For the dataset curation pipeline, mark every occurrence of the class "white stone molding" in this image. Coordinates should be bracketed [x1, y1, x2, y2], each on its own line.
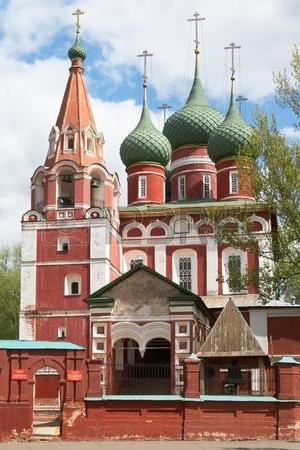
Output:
[154, 244, 167, 276]
[206, 238, 219, 295]
[171, 155, 214, 170]
[22, 210, 44, 222]
[169, 214, 195, 235]
[146, 220, 171, 238]
[122, 221, 146, 239]
[111, 322, 171, 357]
[194, 219, 214, 235]
[249, 214, 270, 233]
[123, 249, 148, 271]
[51, 160, 80, 175]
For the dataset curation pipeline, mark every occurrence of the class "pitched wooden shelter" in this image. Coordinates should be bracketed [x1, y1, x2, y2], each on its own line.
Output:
[197, 298, 266, 358]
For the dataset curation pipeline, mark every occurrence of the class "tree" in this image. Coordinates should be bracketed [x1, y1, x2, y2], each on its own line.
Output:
[214, 48, 300, 303]
[0, 244, 21, 339]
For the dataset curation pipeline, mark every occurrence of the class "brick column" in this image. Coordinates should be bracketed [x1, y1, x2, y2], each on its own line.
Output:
[87, 360, 102, 397]
[9, 352, 20, 402]
[276, 356, 300, 400]
[184, 354, 200, 398]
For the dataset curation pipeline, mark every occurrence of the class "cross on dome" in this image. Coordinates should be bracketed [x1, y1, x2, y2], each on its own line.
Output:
[187, 12, 206, 52]
[72, 8, 84, 36]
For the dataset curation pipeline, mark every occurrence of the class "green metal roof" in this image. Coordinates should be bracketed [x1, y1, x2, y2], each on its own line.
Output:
[163, 51, 224, 149]
[0, 340, 85, 350]
[68, 36, 87, 61]
[207, 88, 253, 163]
[120, 99, 172, 168]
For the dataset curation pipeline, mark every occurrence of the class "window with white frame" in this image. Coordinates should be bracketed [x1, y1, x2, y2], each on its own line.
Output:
[178, 175, 186, 200]
[64, 274, 81, 296]
[57, 237, 70, 252]
[203, 175, 211, 199]
[230, 171, 238, 194]
[64, 127, 76, 153]
[178, 257, 192, 290]
[228, 255, 242, 293]
[58, 327, 66, 338]
[130, 257, 144, 269]
[138, 176, 147, 199]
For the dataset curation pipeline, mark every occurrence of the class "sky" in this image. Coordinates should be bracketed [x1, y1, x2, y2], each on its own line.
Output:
[0, 0, 299, 245]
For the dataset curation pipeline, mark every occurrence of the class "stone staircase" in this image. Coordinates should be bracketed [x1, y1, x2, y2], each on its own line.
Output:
[33, 401, 61, 439]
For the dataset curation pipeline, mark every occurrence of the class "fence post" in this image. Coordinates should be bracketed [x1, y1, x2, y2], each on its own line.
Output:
[184, 354, 200, 398]
[87, 359, 102, 397]
[276, 356, 300, 400]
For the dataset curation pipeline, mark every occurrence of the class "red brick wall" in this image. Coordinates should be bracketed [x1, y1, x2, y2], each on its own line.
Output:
[37, 228, 90, 261]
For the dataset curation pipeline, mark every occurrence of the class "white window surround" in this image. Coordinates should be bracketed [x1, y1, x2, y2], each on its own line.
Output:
[175, 322, 190, 337]
[172, 249, 197, 294]
[169, 215, 194, 235]
[146, 221, 171, 238]
[138, 175, 147, 199]
[222, 247, 247, 295]
[58, 327, 66, 338]
[175, 338, 190, 354]
[57, 237, 70, 252]
[93, 323, 107, 337]
[63, 127, 77, 154]
[203, 174, 211, 199]
[124, 250, 147, 271]
[48, 126, 60, 157]
[230, 170, 239, 194]
[64, 274, 81, 296]
[178, 175, 186, 200]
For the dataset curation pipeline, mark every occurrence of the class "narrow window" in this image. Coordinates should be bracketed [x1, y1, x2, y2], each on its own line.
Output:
[57, 237, 69, 252]
[71, 281, 79, 295]
[178, 257, 192, 290]
[67, 136, 74, 150]
[130, 258, 144, 269]
[178, 175, 186, 200]
[138, 176, 147, 199]
[87, 137, 94, 153]
[58, 327, 66, 338]
[228, 255, 242, 293]
[230, 171, 238, 194]
[203, 175, 211, 199]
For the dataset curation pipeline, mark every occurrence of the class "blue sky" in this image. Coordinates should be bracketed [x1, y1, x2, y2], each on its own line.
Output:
[0, 0, 299, 244]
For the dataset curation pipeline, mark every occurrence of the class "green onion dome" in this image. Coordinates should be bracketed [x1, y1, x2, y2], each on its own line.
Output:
[120, 100, 172, 168]
[68, 37, 87, 61]
[207, 90, 253, 163]
[163, 52, 224, 150]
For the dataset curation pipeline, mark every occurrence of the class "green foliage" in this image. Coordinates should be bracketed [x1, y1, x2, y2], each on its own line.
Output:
[0, 244, 21, 339]
[213, 47, 300, 303]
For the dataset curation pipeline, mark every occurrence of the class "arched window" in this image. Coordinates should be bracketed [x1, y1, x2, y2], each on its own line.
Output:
[48, 126, 59, 157]
[63, 126, 76, 153]
[124, 250, 147, 271]
[222, 248, 247, 294]
[64, 274, 81, 296]
[57, 167, 75, 208]
[35, 173, 45, 212]
[172, 249, 197, 293]
[230, 170, 239, 194]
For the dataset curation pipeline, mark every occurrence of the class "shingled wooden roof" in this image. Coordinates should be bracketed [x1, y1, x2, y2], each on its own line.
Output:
[197, 298, 266, 357]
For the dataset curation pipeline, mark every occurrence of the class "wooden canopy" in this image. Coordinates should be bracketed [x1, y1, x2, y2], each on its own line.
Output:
[197, 298, 266, 358]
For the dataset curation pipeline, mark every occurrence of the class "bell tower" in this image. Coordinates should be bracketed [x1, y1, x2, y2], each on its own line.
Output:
[19, 11, 122, 345]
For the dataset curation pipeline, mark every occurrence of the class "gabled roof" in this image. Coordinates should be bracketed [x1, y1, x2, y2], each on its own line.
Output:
[197, 298, 266, 357]
[87, 264, 214, 321]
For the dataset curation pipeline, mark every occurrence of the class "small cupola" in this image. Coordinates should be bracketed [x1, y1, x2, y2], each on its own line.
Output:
[207, 42, 254, 201]
[120, 50, 172, 205]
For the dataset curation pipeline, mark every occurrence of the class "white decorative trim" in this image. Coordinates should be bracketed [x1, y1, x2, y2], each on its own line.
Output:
[221, 195, 255, 201]
[206, 238, 218, 295]
[64, 273, 81, 296]
[124, 249, 147, 271]
[171, 155, 214, 170]
[146, 220, 171, 238]
[128, 171, 165, 179]
[111, 322, 171, 357]
[51, 160, 80, 175]
[154, 244, 166, 276]
[170, 168, 216, 179]
[249, 214, 270, 233]
[122, 221, 146, 239]
[217, 165, 237, 174]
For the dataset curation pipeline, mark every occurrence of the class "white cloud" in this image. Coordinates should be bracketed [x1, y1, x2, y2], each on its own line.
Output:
[281, 126, 300, 140]
[0, 0, 299, 245]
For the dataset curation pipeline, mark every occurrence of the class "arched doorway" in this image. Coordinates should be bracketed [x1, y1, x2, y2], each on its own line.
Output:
[111, 337, 171, 395]
[33, 366, 61, 437]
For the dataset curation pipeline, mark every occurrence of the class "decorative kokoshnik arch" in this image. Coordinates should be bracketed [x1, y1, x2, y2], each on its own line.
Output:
[111, 322, 171, 357]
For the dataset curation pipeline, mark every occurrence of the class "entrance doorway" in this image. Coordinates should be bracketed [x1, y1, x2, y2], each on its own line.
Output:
[33, 367, 61, 438]
[111, 337, 171, 395]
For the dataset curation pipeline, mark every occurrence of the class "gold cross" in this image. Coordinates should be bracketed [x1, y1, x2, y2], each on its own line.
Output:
[72, 8, 84, 35]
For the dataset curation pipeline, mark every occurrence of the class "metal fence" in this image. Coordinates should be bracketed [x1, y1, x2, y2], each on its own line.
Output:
[201, 361, 276, 396]
[100, 363, 183, 396]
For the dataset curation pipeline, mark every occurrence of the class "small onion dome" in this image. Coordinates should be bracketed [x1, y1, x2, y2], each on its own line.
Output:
[68, 37, 87, 61]
[207, 91, 253, 163]
[120, 101, 172, 168]
[163, 52, 224, 150]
